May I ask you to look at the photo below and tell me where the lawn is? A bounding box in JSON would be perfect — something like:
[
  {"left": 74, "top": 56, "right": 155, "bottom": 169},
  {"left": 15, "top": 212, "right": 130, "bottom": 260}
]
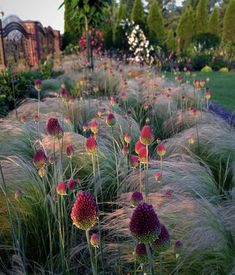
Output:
[{"left": 165, "top": 71, "right": 235, "bottom": 112}]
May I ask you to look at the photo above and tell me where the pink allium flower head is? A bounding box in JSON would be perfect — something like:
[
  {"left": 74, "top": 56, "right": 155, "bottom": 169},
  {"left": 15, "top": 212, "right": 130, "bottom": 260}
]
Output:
[
  {"left": 66, "top": 144, "right": 74, "bottom": 157},
  {"left": 124, "top": 132, "right": 131, "bottom": 144},
  {"left": 152, "top": 224, "right": 170, "bottom": 252},
  {"left": 83, "top": 122, "right": 90, "bottom": 132},
  {"left": 48, "top": 155, "right": 54, "bottom": 164},
  {"left": 109, "top": 96, "right": 116, "bottom": 105},
  {"left": 90, "top": 119, "right": 99, "bottom": 134},
  {"left": 129, "top": 202, "right": 161, "bottom": 243},
  {"left": 135, "top": 140, "right": 145, "bottom": 155},
  {"left": 138, "top": 147, "right": 148, "bottom": 164},
  {"left": 68, "top": 178, "right": 79, "bottom": 190},
  {"left": 155, "top": 172, "right": 161, "bottom": 182},
  {"left": 33, "top": 114, "right": 39, "bottom": 123},
  {"left": 56, "top": 182, "right": 66, "bottom": 196},
  {"left": 85, "top": 136, "right": 97, "bottom": 154},
  {"left": 97, "top": 110, "right": 102, "bottom": 118},
  {"left": 130, "top": 191, "right": 144, "bottom": 207},
  {"left": 34, "top": 79, "right": 42, "bottom": 92},
  {"left": 130, "top": 155, "right": 139, "bottom": 168},
  {"left": 135, "top": 243, "right": 148, "bottom": 263},
  {"left": 119, "top": 91, "right": 127, "bottom": 101},
  {"left": 205, "top": 90, "right": 211, "bottom": 100},
  {"left": 157, "top": 143, "right": 166, "bottom": 157},
  {"left": 191, "top": 108, "right": 198, "bottom": 118},
  {"left": 71, "top": 191, "right": 98, "bottom": 230},
  {"left": 60, "top": 88, "right": 69, "bottom": 98},
  {"left": 140, "top": 125, "right": 153, "bottom": 145},
  {"left": 64, "top": 115, "right": 71, "bottom": 124},
  {"left": 90, "top": 233, "right": 100, "bottom": 248},
  {"left": 200, "top": 79, "right": 205, "bottom": 87},
  {"left": 47, "top": 118, "right": 63, "bottom": 139},
  {"left": 105, "top": 113, "right": 116, "bottom": 127},
  {"left": 15, "top": 190, "right": 23, "bottom": 200},
  {"left": 33, "top": 149, "right": 47, "bottom": 168},
  {"left": 19, "top": 115, "right": 26, "bottom": 123},
  {"left": 122, "top": 146, "right": 129, "bottom": 156}
]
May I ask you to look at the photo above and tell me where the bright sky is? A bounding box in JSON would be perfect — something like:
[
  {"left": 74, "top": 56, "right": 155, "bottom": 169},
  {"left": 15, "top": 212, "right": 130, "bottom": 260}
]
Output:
[{"left": 0, "top": 0, "right": 65, "bottom": 32}]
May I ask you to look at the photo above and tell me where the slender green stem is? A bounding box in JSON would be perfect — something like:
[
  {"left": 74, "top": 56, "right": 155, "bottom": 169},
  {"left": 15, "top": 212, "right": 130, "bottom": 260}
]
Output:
[
  {"left": 159, "top": 253, "right": 163, "bottom": 275},
  {"left": 85, "top": 230, "right": 97, "bottom": 275},
  {"left": 146, "top": 244, "right": 155, "bottom": 275},
  {"left": 111, "top": 127, "right": 119, "bottom": 194},
  {"left": 139, "top": 163, "right": 142, "bottom": 193},
  {"left": 160, "top": 156, "right": 163, "bottom": 184}
]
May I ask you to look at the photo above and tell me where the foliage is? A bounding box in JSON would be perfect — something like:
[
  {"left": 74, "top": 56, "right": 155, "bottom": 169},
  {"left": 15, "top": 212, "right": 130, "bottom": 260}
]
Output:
[
  {"left": 196, "top": 0, "right": 208, "bottom": 34},
  {"left": 193, "top": 33, "right": 221, "bottom": 51},
  {"left": 176, "top": 6, "right": 195, "bottom": 52},
  {"left": 131, "top": 0, "right": 145, "bottom": 28},
  {"left": 166, "top": 29, "right": 176, "bottom": 52},
  {"left": 39, "top": 59, "right": 54, "bottom": 80},
  {"left": 201, "top": 65, "right": 213, "bottom": 72},
  {"left": 147, "top": 0, "right": 165, "bottom": 45},
  {"left": 223, "top": 0, "right": 235, "bottom": 44},
  {"left": 219, "top": 67, "right": 229, "bottom": 72},
  {"left": 208, "top": 6, "right": 220, "bottom": 36}
]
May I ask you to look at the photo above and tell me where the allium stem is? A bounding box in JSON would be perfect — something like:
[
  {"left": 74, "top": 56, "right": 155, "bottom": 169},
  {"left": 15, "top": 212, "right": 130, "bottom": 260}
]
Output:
[
  {"left": 37, "top": 91, "right": 40, "bottom": 135},
  {"left": 85, "top": 230, "right": 97, "bottom": 275},
  {"left": 160, "top": 156, "right": 163, "bottom": 184},
  {"left": 195, "top": 118, "right": 200, "bottom": 154},
  {"left": 159, "top": 253, "right": 163, "bottom": 275},
  {"left": 139, "top": 163, "right": 142, "bottom": 193},
  {"left": 111, "top": 127, "right": 119, "bottom": 194},
  {"left": 145, "top": 145, "right": 149, "bottom": 199},
  {"left": 146, "top": 244, "right": 155, "bottom": 275}
]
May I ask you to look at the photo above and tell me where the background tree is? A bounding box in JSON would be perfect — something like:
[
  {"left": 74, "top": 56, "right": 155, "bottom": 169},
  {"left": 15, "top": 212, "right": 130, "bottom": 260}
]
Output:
[
  {"left": 131, "top": 0, "right": 145, "bottom": 27},
  {"left": 223, "top": 0, "right": 235, "bottom": 44},
  {"left": 208, "top": 6, "right": 220, "bottom": 36},
  {"left": 177, "top": 6, "right": 195, "bottom": 52},
  {"left": 147, "top": 0, "right": 165, "bottom": 45},
  {"left": 196, "top": 0, "right": 208, "bottom": 34},
  {"left": 114, "top": 1, "right": 129, "bottom": 50},
  {"left": 166, "top": 29, "right": 176, "bottom": 52},
  {"left": 126, "top": 0, "right": 135, "bottom": 16}
]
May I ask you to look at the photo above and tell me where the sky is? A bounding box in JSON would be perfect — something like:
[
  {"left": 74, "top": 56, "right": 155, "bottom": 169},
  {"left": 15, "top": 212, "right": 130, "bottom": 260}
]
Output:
[{"left": 0, "top": 0, "right": 65, "bottom": 32}]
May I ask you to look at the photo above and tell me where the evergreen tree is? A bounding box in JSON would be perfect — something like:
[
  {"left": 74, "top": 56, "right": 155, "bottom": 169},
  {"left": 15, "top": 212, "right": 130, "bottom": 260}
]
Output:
[
  {"left": 166, "top": 29, "right": 176, "bottom": 51},
  {"left": 64, "top": 0, "right": 73, "bottom": 34},
  {"left": 131, "top": 0, "right": 145, "bottom": 27},
  {"left": 114, "top": 1, "right": 129, "bottom": 49},
  {"left": 208, "top": 6, "right": 220, "bottom": 36},
  {"left": 177, "top": 6, "right": 195, "bottom": 51},
  {"left": 196, "top": 0, "right": 208, "bottom": 34},
  {"left": 147, "top": 0, "right": 165, "bottom": 45},
  {"left": 126, "top": 0, "right": 135, "bottom": 16},
  {"left": 223, "top": 0, "right": 235, "bottom": 44}
]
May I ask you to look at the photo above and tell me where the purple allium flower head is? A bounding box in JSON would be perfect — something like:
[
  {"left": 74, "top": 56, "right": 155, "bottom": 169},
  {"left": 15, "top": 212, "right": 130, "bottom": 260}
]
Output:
[
  {"left": 135, "top": 243, "right": 148, "bottom": 263},
  {"left": 33, "top": 149, "right": 47, "bottom": 168},
  {"left": 129, "top": 202, "right": 161, "bottom": 244},
  {"left": 130, "top": 191, "right": 144, "bottom": 207},
  {"left": 152, "top": 224, "right": 170, "bottom": 253},
  {"left": 68, "top": 178, "right": 79, "bottom": 190},
  {"left": 174, "top": 240, "right": 183, "bottom": 254},
  {"left": 47, "top": 118, "right": 63, "bottom": 139}
]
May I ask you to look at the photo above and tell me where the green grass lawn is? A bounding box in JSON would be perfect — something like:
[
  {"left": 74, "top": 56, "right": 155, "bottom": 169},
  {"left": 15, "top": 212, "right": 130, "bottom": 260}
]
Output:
[{"left": 165, "top": 71, "right": 235, "bottom": 112}]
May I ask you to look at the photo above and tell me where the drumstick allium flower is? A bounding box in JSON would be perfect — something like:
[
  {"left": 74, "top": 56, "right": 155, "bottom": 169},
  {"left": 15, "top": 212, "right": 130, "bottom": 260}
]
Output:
[
  {"left": 71, "top": 191, "right": 98, "bottom": 231},
  {"left": 129, "top": 202, "right": 161, "bottom": 243}
]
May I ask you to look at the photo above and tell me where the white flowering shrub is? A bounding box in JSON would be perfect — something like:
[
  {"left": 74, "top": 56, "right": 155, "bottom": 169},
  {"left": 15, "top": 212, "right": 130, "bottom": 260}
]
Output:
[{"left": 120, "top": 19, "right": 155, "bottom": 65}]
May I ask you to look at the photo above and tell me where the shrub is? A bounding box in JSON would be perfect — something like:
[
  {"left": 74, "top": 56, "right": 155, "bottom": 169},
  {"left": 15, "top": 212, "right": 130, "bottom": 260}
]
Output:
[
  {"left": 219, "top": 67, "right": 229, "bottom": 72},
  {"left": 191, "top": 54, "right": 211, "bottom": 70},
  {"left": 201, "top": 65, "right": 213, "bottom": 72},
  {"left": 211, "top": 57, "right": 228, "bottom": 71}
]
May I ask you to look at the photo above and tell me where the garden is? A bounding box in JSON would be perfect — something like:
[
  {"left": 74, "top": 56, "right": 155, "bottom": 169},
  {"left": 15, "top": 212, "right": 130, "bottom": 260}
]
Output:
[{"left": 0, "top": 0, "right": 235, "bottom": 274}]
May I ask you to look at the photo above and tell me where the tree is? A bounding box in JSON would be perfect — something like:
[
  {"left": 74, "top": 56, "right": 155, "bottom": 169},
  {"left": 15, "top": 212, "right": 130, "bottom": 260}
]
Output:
[
  {"left": 131, "top": 0, "right": 145, "bottom": 27},
  {"left": 126, "top": 0, "right": 135, "bottom": 16},
  {"left": 208, "top": 6, "right": 220, "bottom": 36},
  {"left": 166, "top": 29, "right": 176, "bottom": 52},
  {"left": 64, "top": 0, "right": 73, "bottom": 34},
  {"left": 147, "top": 0, "right": 165, "bottom": 45},
  {"left": 114, "top": 1, "right": 129, "bottom": 49},
  {"left": 223, "top": 0, "right": 235, "bottom": 44},
  {"left": 177, "top": 6, "right": 195, "bottom": 52},
  {"left": 196, "top": 0, "right": 208, "bottom": 34}
]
